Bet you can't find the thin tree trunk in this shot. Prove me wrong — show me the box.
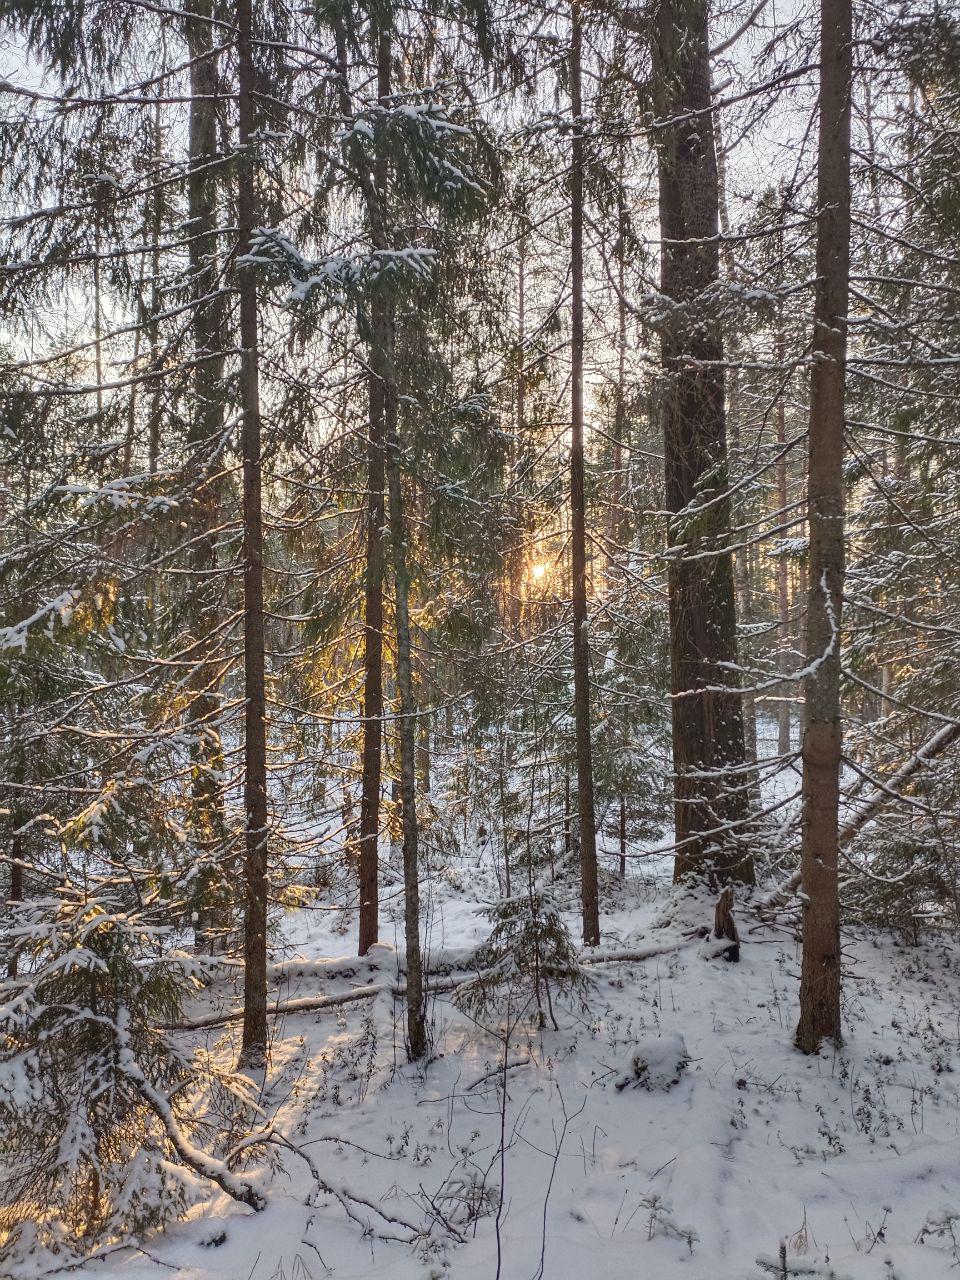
[418,705,431,794]
[341,17,393,959]
[236,0,269,1067]
[796,0,851,1055]
[93,214,104,422]
[122,230,148,476]
[147,101,164,475]
[608,179,628,572]
[728,373,758,772]
[7,831,23,979]
[716,118,758,775]
[367,26,427,1058]
[358,367,385,955]
[619,793,627,879]
[570,0,600,946]
[652,0,751,886]
[776,319,793,757]
[562,767,572,869]
[506,230,527,633]
[864,79,900,724]
[186,0,230,944]
[384,345,428,1062]
[499,733,512,899]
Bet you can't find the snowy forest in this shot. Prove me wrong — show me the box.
[1,0,960,1274]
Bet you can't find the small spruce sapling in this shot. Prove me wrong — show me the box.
[456,852,591,1028]
[755,1242,846,1278]
[0,892,261,1269]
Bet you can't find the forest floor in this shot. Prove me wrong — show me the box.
[71,856,960,1280]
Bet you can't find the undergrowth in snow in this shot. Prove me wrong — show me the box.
[22,866,960,1280]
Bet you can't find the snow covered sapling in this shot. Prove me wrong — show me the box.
[755,1241,846,1278]
[0,893,262,1268]
[456,870,591,1028]
[615,1031,689,1092]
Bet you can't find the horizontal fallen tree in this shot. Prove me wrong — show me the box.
[175,937,698,1032]
[758,719,960,916]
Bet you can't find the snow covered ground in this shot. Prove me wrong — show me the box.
[58,862,960,1280]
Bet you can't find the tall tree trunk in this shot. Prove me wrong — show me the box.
[652,0,752,886]
[775,318,793,757]
[186,0,230,945]
[92,207,104,423]
[417,652,431,795]
[608,178,628,572]
[796,0,851,1054]
[383,333,428,1062]
[508,229,527,633]
[727,366,758,774]
[236,0,269,1067]
[122,219,148,476]
[358,365,385,955]
[362,27,427,1058]
[716,115,758,776]
[147,102,164,475]
[348,21,394,959]
[570,0,600,946]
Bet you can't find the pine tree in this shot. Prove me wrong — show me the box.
[568,0,600,945]
[796,0,852,1055]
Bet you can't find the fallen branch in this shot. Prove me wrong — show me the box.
[174,939,695,1031]
[114,1014,265,1210]
[267,1129,457,1243]
[578,937,695,967]
[464,1056,532,1092]
[177,980,400,1030]
[758,719,960,915]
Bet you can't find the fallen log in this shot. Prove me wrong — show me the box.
[174,938,696,1031]
[758,719,960,915]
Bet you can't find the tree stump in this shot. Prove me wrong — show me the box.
[714,886,740,963]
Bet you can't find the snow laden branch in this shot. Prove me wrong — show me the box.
[265,1130,452,1244]
[0,897,265,1262]
[113,1007,265,1211]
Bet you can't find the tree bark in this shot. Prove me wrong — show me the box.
[236,0,269,1067]
[608,179,628,570]
[652,0,752,886]
[358,366,385,956]
[716,120,758,775]
[418,698,431,794]
[370,27,427,1058]
[347,22,395,959]
[570,0,600,945]
[509,231,526,632]
[186,0,230,944]
[385,394,428,1061]
[729,368,758,773]
[796,0,852,1055]
[147,102,164,475]
[563,768,571,864]
[776,320,793,757]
